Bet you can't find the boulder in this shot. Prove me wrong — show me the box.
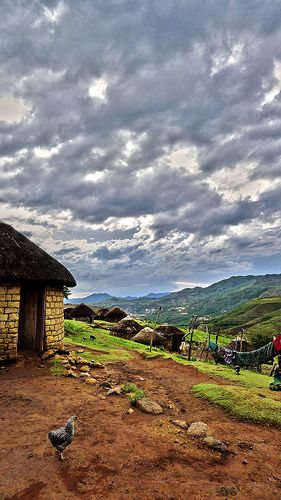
[187,422,209,438]
[136,398,163,415]
[202,435,228,453]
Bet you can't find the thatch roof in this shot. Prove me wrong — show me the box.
[132,327,166,347]
[104,307,127,322]
[155,324,184,337]
[95,307,111,319]
[0,222,76,287]
[70,304,96,318]
[110,318,142,339]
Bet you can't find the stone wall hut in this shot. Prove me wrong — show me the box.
[0,222,76,362]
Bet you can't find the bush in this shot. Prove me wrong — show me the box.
[250,331,273,349]
[122,382,145,405]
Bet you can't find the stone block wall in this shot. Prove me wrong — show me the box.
[44,287,65,350]
[0,284,20,362]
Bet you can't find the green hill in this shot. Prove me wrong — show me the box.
[208,296,281,347]
[87,274,281,325]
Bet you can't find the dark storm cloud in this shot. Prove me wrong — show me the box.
[1,0,281,293]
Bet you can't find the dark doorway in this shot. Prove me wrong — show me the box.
[18,285,45,351]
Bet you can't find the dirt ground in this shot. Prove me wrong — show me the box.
[0,349,281,500]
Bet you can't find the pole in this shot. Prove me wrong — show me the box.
[240,328,244,352]
[188,315,197,361]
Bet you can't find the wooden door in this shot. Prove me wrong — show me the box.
[18,285,45,351]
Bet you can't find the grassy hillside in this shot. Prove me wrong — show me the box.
[208,296,281,346]
[63,320,281,427]
[82,274,281,324]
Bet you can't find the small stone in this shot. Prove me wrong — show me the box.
[77,350,84,353]
[68,357,77,366]
[136,398,163,415]
[126,408,134,415]
[64,370,77,378]
[92,362,105,369]
[237,441,254,450]
[167,404,175,409]
[171,420,189,430]
[217,486,237,497]
[86,378,97,385]
[99,381,112,389]
[41,350,55,360]
[78,372,90,378]
[187,422,209,438]
[243,459,248,465]
[107,386,123,396]
[202,435,228,453]
[80,365,90,372]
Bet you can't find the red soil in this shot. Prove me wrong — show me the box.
[0,350,281,499]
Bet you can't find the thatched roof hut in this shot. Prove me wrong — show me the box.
[104,307,127,322]
[0,222,76,286]
[0,222,76,362]
[67,304,95,323]
[95,307,111,320]
[132,327,166,347]
[154,324,184,351]
[110,318,142,340]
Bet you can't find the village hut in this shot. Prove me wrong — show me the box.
[95,307,111,320]
[132,327,166,347]
[0,222,76,362]
[110,318,142,340]
[65,303,96,323]
[104,307,127,322]
[154,324,184,352]
[64,305,76,319]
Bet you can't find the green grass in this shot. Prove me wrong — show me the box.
[64,319,166,363]
[49,358,66,376]
[122,382,145,404]
[192,383,281,427]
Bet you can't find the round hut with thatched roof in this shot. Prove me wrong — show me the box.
[0,222,76,362]
[132,327,166,347]
[110,318,142,339]
[67,303,96,323]
[154,324,184,352]
[104,307,127,322]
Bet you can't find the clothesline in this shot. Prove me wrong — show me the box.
[208,334,281,367]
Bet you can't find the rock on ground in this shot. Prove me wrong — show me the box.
[171,420,189,430]
[136,398,163,414]
[187,422,209,438]
[202,435,228,453]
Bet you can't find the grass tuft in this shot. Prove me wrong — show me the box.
[192,383,281,427]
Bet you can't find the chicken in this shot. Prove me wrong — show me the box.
[48,415,77,460]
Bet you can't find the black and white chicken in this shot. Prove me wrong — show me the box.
[48,415,77,460]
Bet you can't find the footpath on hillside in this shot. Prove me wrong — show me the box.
[0,350,281,499]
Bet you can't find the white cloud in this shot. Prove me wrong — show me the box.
[88,78,108,101]
[0,97,28,123]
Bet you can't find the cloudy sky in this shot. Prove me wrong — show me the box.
[1,0,281,297]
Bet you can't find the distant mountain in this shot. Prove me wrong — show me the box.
[67,292,113,304]
[65,275,281,324]
[144,292,171,299]
[69,274,281,324]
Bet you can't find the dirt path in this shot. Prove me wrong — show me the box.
[0,351,281,499]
